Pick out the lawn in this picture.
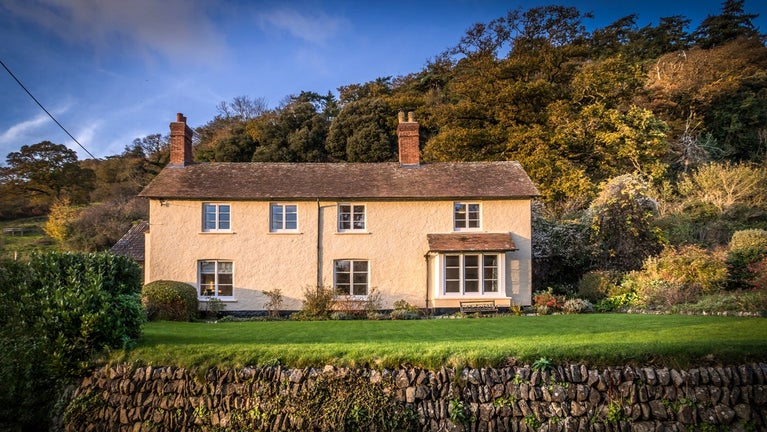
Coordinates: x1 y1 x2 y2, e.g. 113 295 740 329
111 314 767 370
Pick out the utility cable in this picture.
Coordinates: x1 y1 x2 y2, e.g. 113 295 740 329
1 58 97 159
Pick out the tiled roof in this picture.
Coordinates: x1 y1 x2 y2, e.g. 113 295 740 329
427 233 518 252
110 221 148 262
139 161 539 200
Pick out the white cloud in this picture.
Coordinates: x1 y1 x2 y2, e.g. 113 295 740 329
2 0 228 65
257 7 347 45
0 113 50 146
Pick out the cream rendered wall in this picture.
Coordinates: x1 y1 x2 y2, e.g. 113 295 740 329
145 198 532 311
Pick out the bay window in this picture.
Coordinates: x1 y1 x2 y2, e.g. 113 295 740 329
443 254 499 295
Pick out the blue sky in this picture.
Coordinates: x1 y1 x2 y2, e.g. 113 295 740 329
1 0 765 161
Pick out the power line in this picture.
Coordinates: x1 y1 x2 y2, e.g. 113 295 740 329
1 58 97 159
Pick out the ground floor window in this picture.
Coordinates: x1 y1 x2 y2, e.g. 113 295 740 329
199 260 234 298
334 259 369 296
444 254 499 295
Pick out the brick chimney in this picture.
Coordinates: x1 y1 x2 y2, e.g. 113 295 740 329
396 111 419 166
169 113 193 167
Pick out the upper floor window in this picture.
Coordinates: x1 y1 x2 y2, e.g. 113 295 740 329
270 203 298 232
454 203 480 230
334 259 369 297
203 203 230 232
338 204 366 232
199 260 234 298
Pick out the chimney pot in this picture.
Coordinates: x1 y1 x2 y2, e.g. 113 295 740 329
396 112 420 166
398 111 406 123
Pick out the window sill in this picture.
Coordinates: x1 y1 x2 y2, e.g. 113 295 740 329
199 297 237 302
268 231 303 235
335 231 371 235
199 231 235 235
438 293 506 299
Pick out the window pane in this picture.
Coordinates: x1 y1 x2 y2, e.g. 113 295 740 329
454 203 466 228
218 284 233 297
353 272 367 284
445 280 460 293
203 205 216 230
465 280 479 292
335 284 350 296
219 262 233 273
445 255 460 293
464 255 479 292
200 261 215 273
200 274 215 296
468 204 480 228
271 205 283 230
352 284 367 296
336 272 350 284
353 213 365 230
335 260 350 273
285 205 297 229
445 267 460 280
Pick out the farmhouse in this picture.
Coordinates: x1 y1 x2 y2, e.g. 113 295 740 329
139 113 539 312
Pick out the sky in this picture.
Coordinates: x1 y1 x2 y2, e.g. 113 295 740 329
1 0 765 161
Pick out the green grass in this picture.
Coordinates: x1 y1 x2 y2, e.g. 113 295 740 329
0 216 55 260
111 314 767 370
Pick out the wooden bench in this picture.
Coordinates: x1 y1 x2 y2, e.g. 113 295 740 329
459 300 498 314
2 227 26 236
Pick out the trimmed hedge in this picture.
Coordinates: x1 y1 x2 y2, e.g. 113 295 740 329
142 280 199 321
0 252 144 431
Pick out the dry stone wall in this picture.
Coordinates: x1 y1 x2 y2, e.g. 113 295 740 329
65 363 767 431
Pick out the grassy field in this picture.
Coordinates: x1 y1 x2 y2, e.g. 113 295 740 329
111 314 767 370
0 216 54 260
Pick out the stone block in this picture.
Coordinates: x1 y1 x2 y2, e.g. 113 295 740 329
715 404 736 424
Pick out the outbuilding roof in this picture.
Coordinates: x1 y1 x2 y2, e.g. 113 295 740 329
109 220 148 262
139 161 539 200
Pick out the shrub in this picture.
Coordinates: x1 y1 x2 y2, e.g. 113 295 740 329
631 246 727 307
390 299 422 320
672 290 767 314
727 229 767 289
639 279 702 307
577 270 621 302
533 288 565 311
142 280 199 321
296 285 336 320
263 289 284 318
0 252 144 431
203 297 225 319
563 298 594 314
594 292 639 312
749 258 767 290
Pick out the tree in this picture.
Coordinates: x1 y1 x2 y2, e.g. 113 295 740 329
326 98 395 162
43 197 78 245
249 92 336 162
216 95 268 121
693 0 762 48
589 174 664 270
678 162 767 214
0 141 95 207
